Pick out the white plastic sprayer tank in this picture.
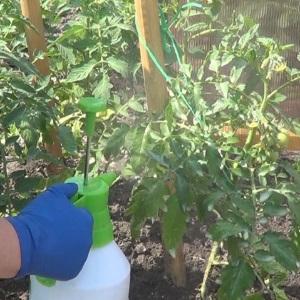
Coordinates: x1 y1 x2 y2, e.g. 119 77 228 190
29 174 131 300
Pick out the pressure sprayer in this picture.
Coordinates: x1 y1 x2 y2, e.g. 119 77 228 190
30 97 131 300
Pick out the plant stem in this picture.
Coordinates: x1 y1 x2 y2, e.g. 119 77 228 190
182 0 191 65
244 80 269 150
244 128 256 150
250 168 257 237
199 242 218 299
260 80 269 114
267 75 300 100
229 85 254 103
247 256 276 300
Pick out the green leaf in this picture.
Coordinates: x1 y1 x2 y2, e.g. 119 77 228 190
127 179 168 238
244 293 264 300
209 50 220 73
165 103 174 130
55 24 86 43
93 73 113 100
281 161 300 185
204 191 224 212
221 53 234 67
254 250 275 263
104 125 130 158
257 37 274 47
56 44 76 65
226 237 243 261
232 194 255 221
10 79 36 95
273 286 289 300
175 172 191 208
15 177 43 193
256 252 288 278
264 203 288 217
2 106 25 127
58 125 77 154
270 93 287 104
147 151 169 168
206 145 233 191
107 57 128 77
162 195 187 251
259 190 272 202
218 260 255 300
218 82 229 98
0 50 38 75
264 232 298 271
288 196 300 225
128 99 144 113
188 47 205 59
209 220 246 241
258 163 276 176
65 59 98 82
239 24 259 49
21 128 39 147
210 0 222 16
230 59 247 84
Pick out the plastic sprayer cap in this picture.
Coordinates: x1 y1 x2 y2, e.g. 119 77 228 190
66 173 117 248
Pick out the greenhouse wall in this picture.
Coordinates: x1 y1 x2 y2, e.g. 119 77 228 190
176 0 300 117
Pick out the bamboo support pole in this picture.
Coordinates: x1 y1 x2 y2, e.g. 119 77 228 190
20 0 63 171
135 0 168 113
20 0 50 75
135 0 186 287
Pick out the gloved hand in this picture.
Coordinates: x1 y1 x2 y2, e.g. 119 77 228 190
7 183 93 281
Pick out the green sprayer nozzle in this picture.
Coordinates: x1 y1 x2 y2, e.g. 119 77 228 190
79 97 106 137
79 97 107 186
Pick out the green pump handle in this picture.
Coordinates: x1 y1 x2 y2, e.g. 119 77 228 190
78 97 106 137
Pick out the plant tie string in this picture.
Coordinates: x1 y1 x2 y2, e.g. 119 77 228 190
135 2 205 127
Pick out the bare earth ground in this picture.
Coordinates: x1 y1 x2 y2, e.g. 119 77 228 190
0 175 300 299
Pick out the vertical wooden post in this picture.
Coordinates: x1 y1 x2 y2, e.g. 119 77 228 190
135 0 186 287
20 0 63 171
20 0 50 75
135 0 168 113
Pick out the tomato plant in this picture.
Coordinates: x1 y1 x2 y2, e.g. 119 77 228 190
104 2 300 299
2 0 300 298
0 0 138 214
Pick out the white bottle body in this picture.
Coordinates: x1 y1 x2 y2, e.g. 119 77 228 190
30 241 130 300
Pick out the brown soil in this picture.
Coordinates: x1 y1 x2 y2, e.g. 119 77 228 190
1 179 300 300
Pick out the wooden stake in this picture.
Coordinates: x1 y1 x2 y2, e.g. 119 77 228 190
135 1 186 286
20 0 63 170
20 0 50 75
164 242 187 287
135 0 168 113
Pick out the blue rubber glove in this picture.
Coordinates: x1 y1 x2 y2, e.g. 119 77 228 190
7 183 93 281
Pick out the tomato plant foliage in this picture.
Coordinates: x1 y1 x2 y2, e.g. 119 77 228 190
1 0 300 298
104 2 300 298
0 0 137 211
